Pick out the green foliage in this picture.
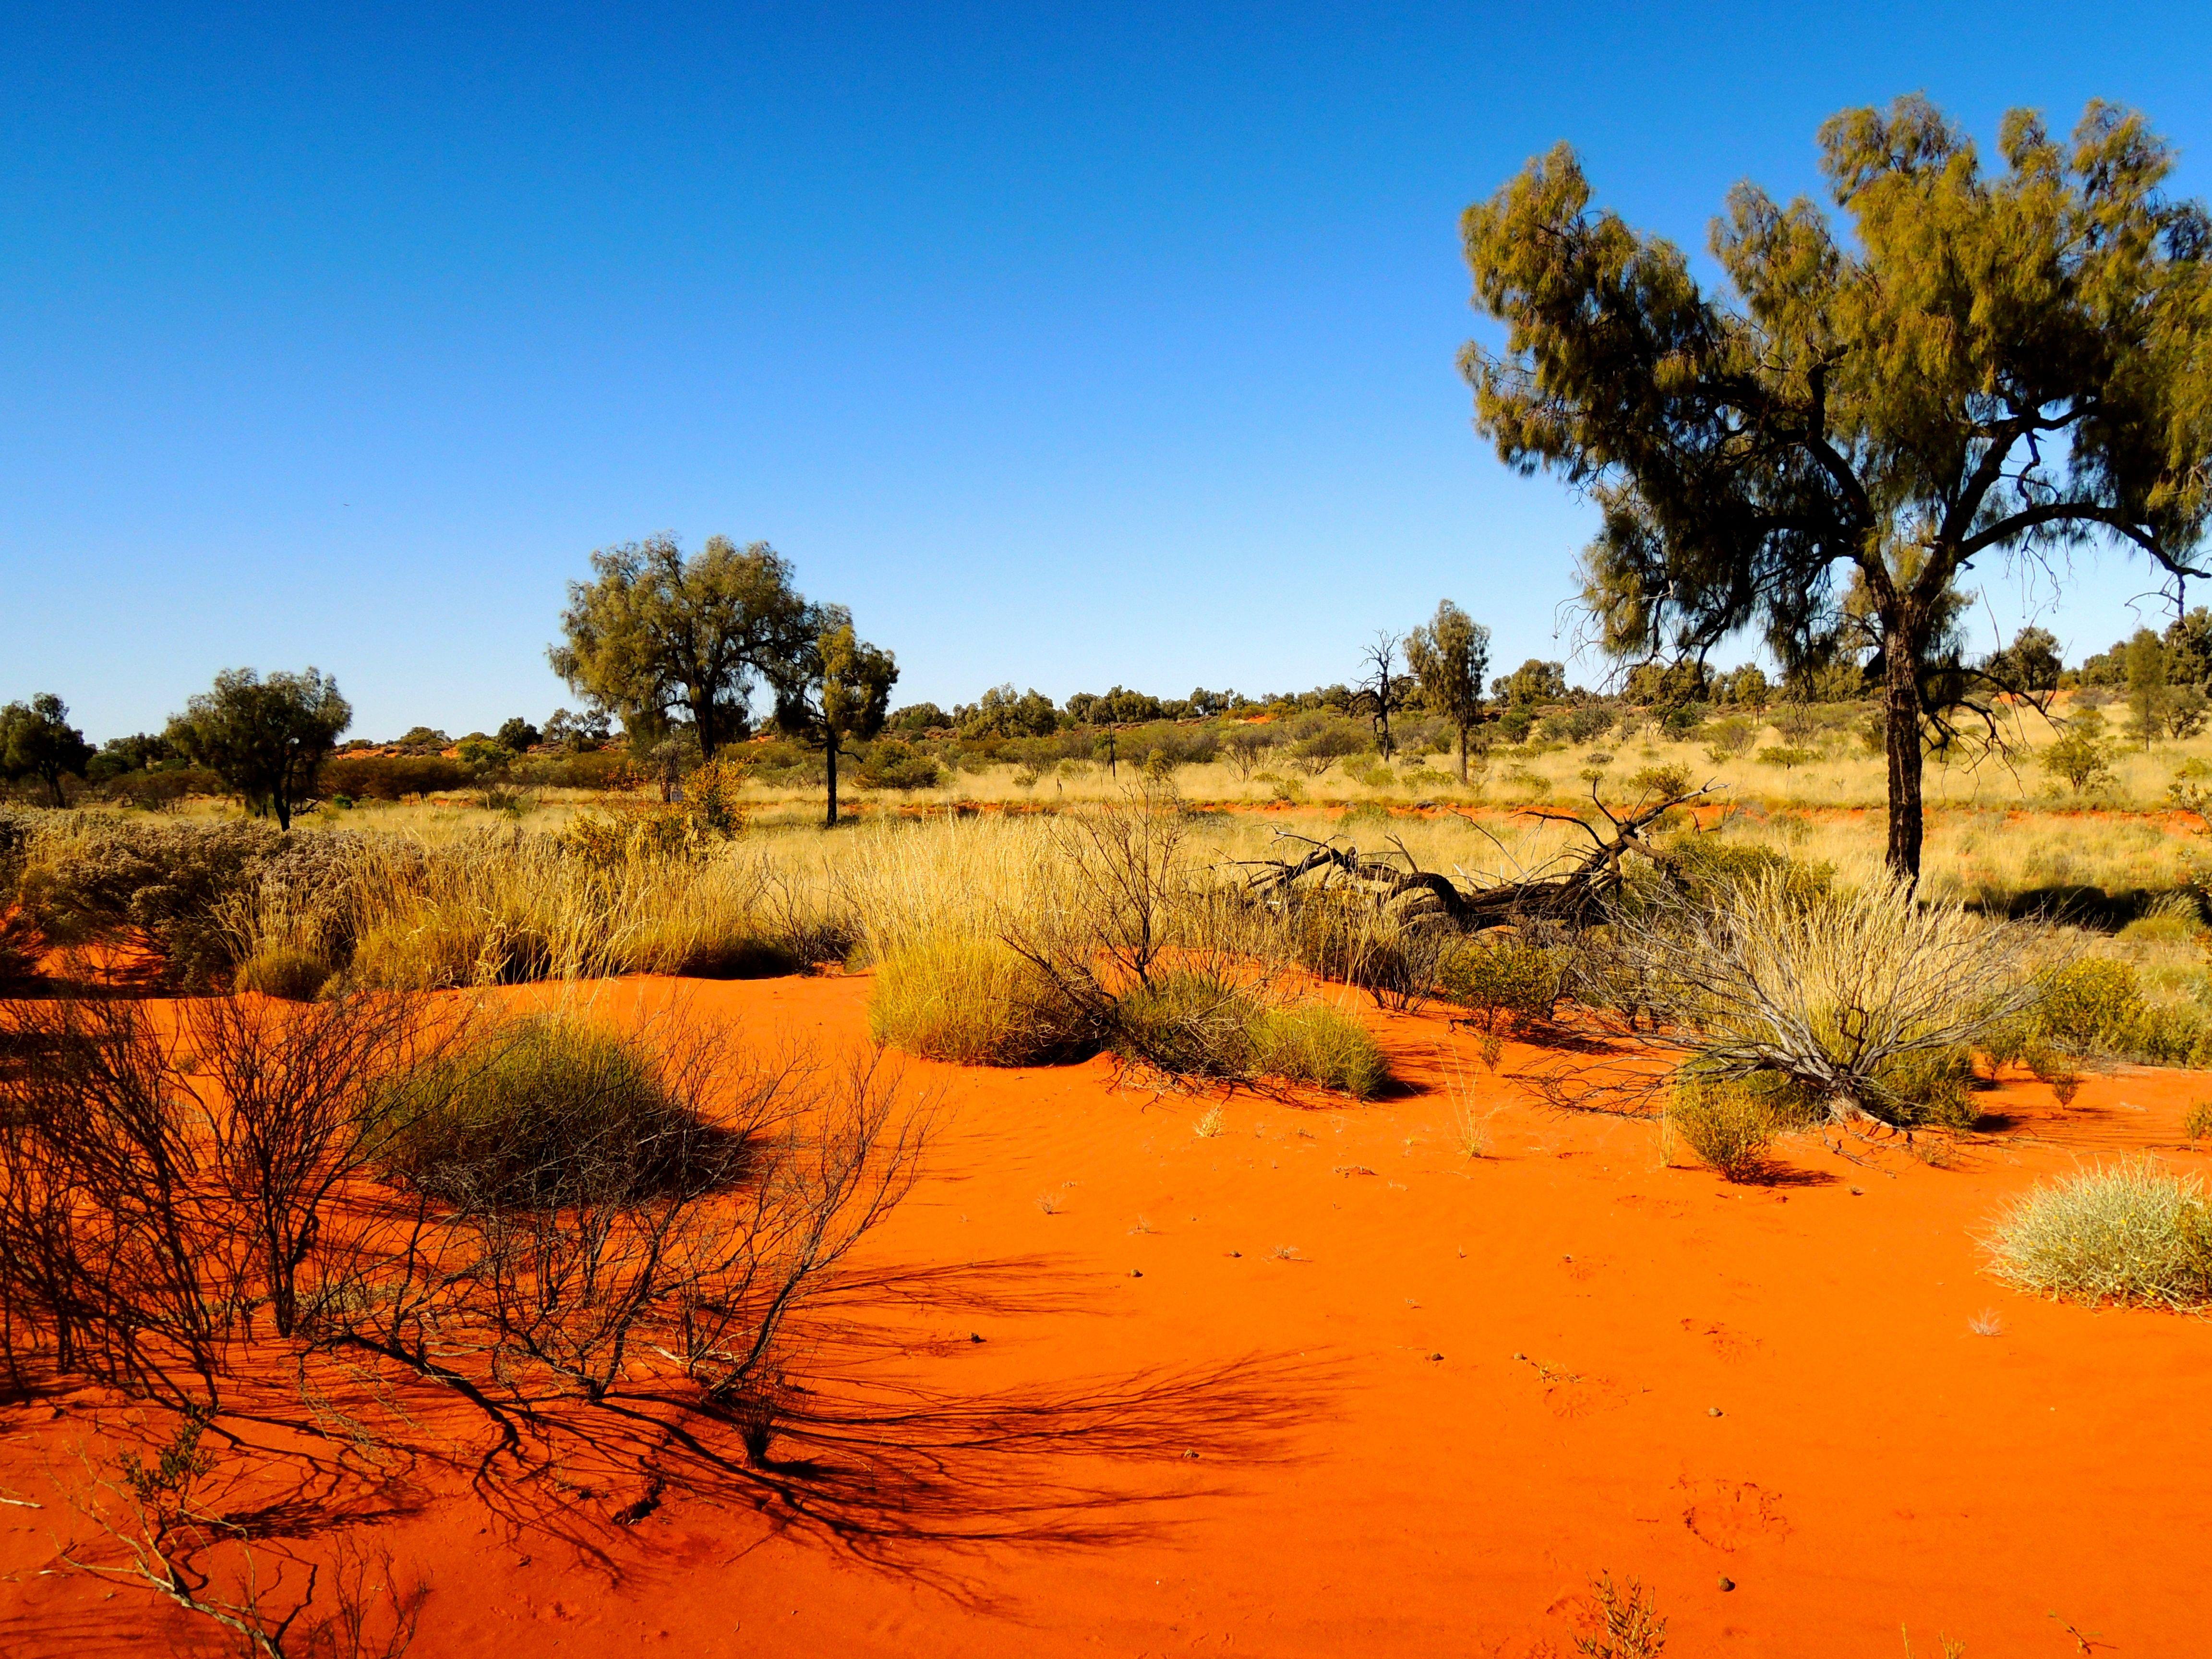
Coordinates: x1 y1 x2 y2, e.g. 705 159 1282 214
0 694 95 806
495 717 541 752
1404 600 1491 781
2041 710 2117 794
18 817 281 988
870 937 1093 1065
773 612 898 825
1985 1158 2212 1309
1624 762 1694 799
1983 625 2063 694
1990 954 2212 1070
1757 745 1816 769
855 738 942 791
1495 659 1567 705
167 667 351 830
956 684 1060 740
1433 935 1560 1029
1108 971 1388 1096
375 1014 737 1208
1460 96 2212 878
550 533 816 759
320 753 473 800
1702 717 1756 762
1668 1078 1776 1180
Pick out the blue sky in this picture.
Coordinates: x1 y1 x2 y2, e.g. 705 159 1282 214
5 2 2210 742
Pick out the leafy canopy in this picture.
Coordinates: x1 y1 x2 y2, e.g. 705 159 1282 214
550 533 814 759
1461 95 2212 874
167 668 350 830
0 693 95 806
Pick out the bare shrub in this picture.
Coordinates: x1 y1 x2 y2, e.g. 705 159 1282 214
1575 1570 1667 1657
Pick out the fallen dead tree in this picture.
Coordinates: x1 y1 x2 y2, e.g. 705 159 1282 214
1233 783 1718 936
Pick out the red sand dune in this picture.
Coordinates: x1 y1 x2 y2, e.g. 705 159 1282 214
3 972 2208 1656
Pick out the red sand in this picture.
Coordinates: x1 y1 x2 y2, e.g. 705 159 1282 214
4 973 2209 1655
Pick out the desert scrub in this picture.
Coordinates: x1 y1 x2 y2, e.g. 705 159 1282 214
1252 1002 1390 1099
1109 972 1389 1096
869 935 1094 1065
1598 870 2032 1126
1991 954 2212 1070
1984 1159 2212 1309
1432 934 1561 1029
1667 1078 1776 1180
375 1012 744 1207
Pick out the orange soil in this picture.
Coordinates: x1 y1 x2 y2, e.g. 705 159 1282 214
5 974 2210 1656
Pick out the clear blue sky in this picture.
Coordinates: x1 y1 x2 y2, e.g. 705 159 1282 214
6 2 2210 742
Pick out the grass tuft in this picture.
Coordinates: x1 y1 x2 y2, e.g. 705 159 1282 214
1984 1157 2212 1309
869 935 1092 1065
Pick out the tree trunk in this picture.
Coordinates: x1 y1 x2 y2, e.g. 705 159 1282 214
824 738 839 828
1881 614 1925 883
1455 723 1468 784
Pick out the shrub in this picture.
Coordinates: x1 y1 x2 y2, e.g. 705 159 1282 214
1110 971 1265 1078
1989 955 2212 1069
17 817 280 987
869 936 1094 1065
1668 1079 1776 1179
234 945 334 1001
1984 1159 2212 1309
1600 871 2032 1127
321 754 473 801
1254 1002 1389 1098
1625 762 1694 799
855 739 943 792
1434 934 1560 1029
376 1013 740 1209
2186 1101 2212 1140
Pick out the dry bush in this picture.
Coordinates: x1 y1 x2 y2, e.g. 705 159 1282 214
17 816 280 987
1984 1158 2212 1309
1593 870 2035 1127
1575 1570 1667 1658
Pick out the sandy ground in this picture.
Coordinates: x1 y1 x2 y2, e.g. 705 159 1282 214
3 972 2209 1656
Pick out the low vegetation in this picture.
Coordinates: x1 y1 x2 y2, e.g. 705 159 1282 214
1985 1160 2212 1310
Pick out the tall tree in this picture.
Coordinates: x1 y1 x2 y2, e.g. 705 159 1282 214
2124 626 2170 747
1460 96 2212 878
0 694 95 806
167 669 351 830
773 612 897 827
550 534 814 759
1404 601 1492 782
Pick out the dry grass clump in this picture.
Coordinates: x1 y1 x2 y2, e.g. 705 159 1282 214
373 1010 745 1208
1253 1001 1390 1098
868 935 1093 1065
1984 1158 2212 1309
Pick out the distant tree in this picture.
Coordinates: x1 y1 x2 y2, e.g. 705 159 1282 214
1718 664 1771 708
2125 627 2170 747
1498 659 1569 706
957 685 1059 740
886 702 950 734
2043 709 2118 793
85 731 178 782
1404 601 1492 782
1982 626 2064 695
551 533 813 760
1352 631 1408 757
773 613 898 827
395 726 450 752
167 668 351 829
496 717 541 752
1461 95 2212 877
2163 607 2212 688
0 694 95 805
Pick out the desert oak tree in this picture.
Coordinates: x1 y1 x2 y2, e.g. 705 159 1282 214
166 669 350 830
1460 96 2212 877
773 611 897 827
551 534 814 759
1405 601 1492 782
0 694 95 806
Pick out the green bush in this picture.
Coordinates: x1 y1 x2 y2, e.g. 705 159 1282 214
376 1014 738 1208
1985 1158 2212 1309
855 739 943 792
1668 1079 1776 1180
1992 955 2212 1069
1433 935 1560 1028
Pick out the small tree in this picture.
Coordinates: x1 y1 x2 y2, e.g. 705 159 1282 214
551 533 814 759
1983 627 2064 695
166 669 351 830
2125 627 2170 748
773 613 897 827
1353 632 1408 757
1404 601 1492 783
2043 709 2117 793
0 694 95 806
